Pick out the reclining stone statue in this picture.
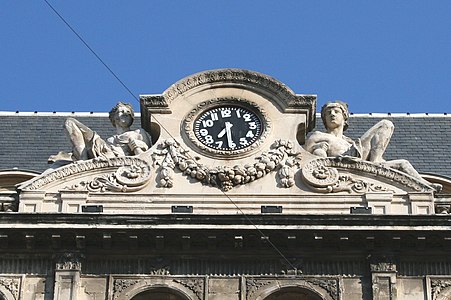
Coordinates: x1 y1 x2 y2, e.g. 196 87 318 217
63 102 152 161
304 101 438 189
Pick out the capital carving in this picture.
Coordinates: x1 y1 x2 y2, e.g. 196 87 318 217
149 258 170 275
370 262 397 272
55 252 83 271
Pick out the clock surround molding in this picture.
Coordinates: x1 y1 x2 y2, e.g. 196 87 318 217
182 97 272 158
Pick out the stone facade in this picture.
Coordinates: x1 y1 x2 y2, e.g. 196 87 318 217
0 69 450 300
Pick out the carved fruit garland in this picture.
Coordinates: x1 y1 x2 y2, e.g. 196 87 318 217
153 139 301 191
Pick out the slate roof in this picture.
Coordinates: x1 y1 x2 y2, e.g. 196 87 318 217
0 112 450 178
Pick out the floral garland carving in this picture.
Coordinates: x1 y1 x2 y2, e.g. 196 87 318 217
301 157 432 193
306 278 338 300
21 157 151 191
113 279 140 299
0 277 20 300
173 279 204 300
431 279 451 300
153 139 300 191
182 97 271 158
245 278 272 300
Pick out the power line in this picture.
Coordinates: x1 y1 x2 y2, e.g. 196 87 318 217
42 0 138 102
42 0 299 273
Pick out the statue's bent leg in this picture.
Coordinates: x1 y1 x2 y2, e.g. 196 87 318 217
383 159 435 187
64 118 95 160
360 120 394 163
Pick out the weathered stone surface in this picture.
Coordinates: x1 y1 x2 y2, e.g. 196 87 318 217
1 69 450 300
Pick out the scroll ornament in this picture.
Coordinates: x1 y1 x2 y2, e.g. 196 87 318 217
65 158 152 192
301 157 412 194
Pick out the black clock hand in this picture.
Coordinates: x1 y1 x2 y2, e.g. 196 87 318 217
217 127 226 138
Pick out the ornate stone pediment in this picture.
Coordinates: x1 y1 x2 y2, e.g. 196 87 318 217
15 69 439 216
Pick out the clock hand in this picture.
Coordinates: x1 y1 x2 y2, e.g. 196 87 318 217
218 122 232 138
217 127 226 138
225 122 236 148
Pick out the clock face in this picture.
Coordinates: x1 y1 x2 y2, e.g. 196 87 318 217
194 106 262 151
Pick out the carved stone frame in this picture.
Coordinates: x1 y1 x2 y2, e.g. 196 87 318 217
245 277 338 300
112 276 203 300
182 97 272 159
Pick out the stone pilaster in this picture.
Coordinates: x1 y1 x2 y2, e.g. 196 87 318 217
53 253 83 300
370 261 397 300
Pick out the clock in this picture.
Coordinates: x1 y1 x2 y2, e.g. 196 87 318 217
194 106 262 151
183 98 271 157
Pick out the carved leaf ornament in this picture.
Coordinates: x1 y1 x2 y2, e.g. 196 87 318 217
113 279 140 300
0 278 20 300
431 279 451 300
173 279 204 300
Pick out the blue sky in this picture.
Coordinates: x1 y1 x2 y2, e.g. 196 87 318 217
1 1 450 113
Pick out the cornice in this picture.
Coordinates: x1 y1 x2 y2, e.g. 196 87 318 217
0 213 450 229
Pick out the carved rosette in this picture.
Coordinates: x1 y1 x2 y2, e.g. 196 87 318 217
182 97 271 158
20 156 152 192
431 279 451 300
245 278 272 300
173 278 204 300
153 139 300 191
113 279 140 300
0 277 20 300
306 279 338 300
301 157 431 193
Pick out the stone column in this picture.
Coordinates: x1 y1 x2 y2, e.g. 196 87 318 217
370 261 397 300
53 253 83 300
